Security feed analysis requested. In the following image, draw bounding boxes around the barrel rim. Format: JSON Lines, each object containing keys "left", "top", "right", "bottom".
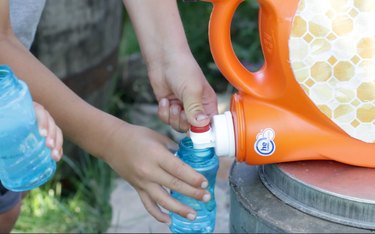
{"left": 259, "top": 163, "right": 375, "bottom": 230}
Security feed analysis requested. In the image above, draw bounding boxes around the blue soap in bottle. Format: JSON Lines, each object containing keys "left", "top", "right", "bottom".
{"left": 169, "top": 132, "right": 219, "bottom": 233}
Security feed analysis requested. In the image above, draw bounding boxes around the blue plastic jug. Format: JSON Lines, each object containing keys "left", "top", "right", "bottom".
{"left": 0, "top": 65, "right": 56, "bottom": 191}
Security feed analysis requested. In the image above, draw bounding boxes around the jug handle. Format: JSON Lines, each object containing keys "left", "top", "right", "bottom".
{"left": 206, "top": 0, "right": 285, "bottom": 98}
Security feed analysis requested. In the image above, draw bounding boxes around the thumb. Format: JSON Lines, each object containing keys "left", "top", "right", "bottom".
{"left": 182, "top": 87, "right": 210, "bottom": 127}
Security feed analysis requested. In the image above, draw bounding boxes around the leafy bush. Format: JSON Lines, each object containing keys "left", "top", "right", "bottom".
{"left": 13, "top": 152, "right": 114, "bottom": 233}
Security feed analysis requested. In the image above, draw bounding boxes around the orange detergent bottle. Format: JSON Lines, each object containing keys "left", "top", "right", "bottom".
{"left": 190, "top": 0, "right": 375, "bottom": 168}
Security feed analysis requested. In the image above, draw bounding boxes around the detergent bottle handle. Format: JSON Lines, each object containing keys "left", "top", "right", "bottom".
{"left": 208, "top": 0, "right": 289, "bottom": 99}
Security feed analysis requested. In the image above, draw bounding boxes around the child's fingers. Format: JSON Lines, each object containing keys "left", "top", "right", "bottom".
{"left": 147, "top": 184, "right": 196, "bottom": 221}
{"left": 179, "top": 111, "right": 189, "bottom": 132}
{"left": 169, "top": 99, "right": 186, "bottom": 132}
{"left": 45, "top": 111, "right": 57, "bottom": 149}
{"left": 33, "top": 102, "right": 49, "bottom": 137}
{"left": 158, "top": 98, "right": 170, "bottom": 125}
{"left": 161, "top": 156, "right": 208, "bottom": 189}
{"left": 159, "top": 98, "right": 190, "bottom": 132}
{"left": 156, "top": 169, "right": 209, "bottom": 202}
{"left": 33, "top": 102, "right": 64, "bottom": 161}
{"left": 138, "top": 190, "right": 170, "bottom": 224}
{"left": 51, "top": 127, "right": 63, "bottom": 161}
{"left": 169, "top": 104, "right": 181, "bottom": 131}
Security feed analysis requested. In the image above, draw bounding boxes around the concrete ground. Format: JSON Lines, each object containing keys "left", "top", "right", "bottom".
{"left": 107, "top": 157, "right": 234, "bottom": 233}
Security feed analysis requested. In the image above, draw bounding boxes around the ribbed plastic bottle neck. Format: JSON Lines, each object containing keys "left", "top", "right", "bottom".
{"left": 0, "top": 65, "right": 18, "bottom": 91}
{"left": 0, "top": 65, "right": 21, "bottom": 103}
{"left": 178, "top": 137, "right": 215, "bottom": 163}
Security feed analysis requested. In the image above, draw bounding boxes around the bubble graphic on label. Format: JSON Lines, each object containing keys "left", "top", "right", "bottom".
{"left": 254, "top": 128, "right": 276, "bottom": 156}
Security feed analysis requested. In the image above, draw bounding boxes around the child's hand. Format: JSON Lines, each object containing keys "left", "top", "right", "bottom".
{"left": 104, "top": 122, "right": 211, "bottom": 224}
{"left": 150, "top": 53, "right": 218, "bottom": 132}
{"left": 33, "top": 102, "right": 63, "bottom": 161}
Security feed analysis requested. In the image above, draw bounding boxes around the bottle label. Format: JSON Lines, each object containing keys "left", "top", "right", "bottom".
{"left": 254, "top": 128, "right": 276, "bottom": 156}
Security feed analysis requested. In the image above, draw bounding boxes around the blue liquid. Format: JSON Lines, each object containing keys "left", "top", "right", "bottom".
{"left": 169, "top": 137, "right": 219, "bottom": 233}
{"left": 0, "top": 65, "right": 56, "bottom": 191}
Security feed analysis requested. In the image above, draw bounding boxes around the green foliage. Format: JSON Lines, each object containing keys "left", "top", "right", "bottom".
{"left": 177, "top": 2, "right": 213, "bottom": 76}
{"left": 119, "top": 1, "right": 263, "bottom": 93}
{"left": 178, "top": 1, "right": 263, "bottom": 91}
{"left": 232, "top": 1, "right": 263, "bottom": 67}
{"left": 13, "top": 152, "right": 114, "bottom": 233}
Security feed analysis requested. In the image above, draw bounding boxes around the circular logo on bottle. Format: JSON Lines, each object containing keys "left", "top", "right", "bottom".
{"left": 254, "top": 128, "right": 276, "bottom": 156}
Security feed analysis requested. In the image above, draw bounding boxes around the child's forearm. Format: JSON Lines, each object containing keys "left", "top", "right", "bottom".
{"left": 0, "top": 32, "right": 126, "bottom": 160}
{"left": 123, "top": 0, "right": 191, "bottom": 67}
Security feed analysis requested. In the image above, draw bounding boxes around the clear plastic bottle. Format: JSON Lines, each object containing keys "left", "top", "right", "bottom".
{"left": 169, "top": 135, "right": 219, "bottom": 233}
{"left": 0, "top": 65, "right": 56, "bottom": 192}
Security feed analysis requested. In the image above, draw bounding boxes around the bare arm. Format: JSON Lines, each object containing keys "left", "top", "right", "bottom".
{"left": 123, "top": 0, "right": 191, "bottom": 64}
{"left": 0, "top": 0, "right": 121, "bottom": 159}
{"left": 123, "top": 0, "right": 218, "bottom": 131}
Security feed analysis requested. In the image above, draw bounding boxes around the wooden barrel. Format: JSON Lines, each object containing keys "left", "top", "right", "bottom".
{"left": 229, "top": 161, "right": 375, "bottom": 233}
{"left": 31, "top": 0, "right": 123, "bottom": 157}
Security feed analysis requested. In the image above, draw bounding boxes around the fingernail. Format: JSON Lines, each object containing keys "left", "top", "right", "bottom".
{"left": 52, "top": 149, "right": 59, "bottom": 156}
{"left": 171, "top": 106, "right": 179, "bottom": 115}
{"left": 159, "top": 98, "right": 168, "bottom": 107}
{"left": 47, "top": 138, "right": 55, "bottom": 148}
{"left": 203, "top": 193, "right": 211, "bottom": 202}
{"left": 52, "top": 149, "right": 59, "bottom": 160}
{"left": 39, "top": 128, "right": 47, "bottom": 137}
{"left": 196, "top": 114, "right": 208, "bottom": 122}
{"left": 166, "top": 219, "right": 171, "bottom": 226}
{"left": 201, "top": 181, "right": 208, "bottom": 189}
{"left": 187, "top": 213, "right": 196, "bottom": 221}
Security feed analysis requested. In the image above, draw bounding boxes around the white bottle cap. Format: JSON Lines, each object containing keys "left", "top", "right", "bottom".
{"left": 189, "top": 111, "right": 235, "bottom": 157}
